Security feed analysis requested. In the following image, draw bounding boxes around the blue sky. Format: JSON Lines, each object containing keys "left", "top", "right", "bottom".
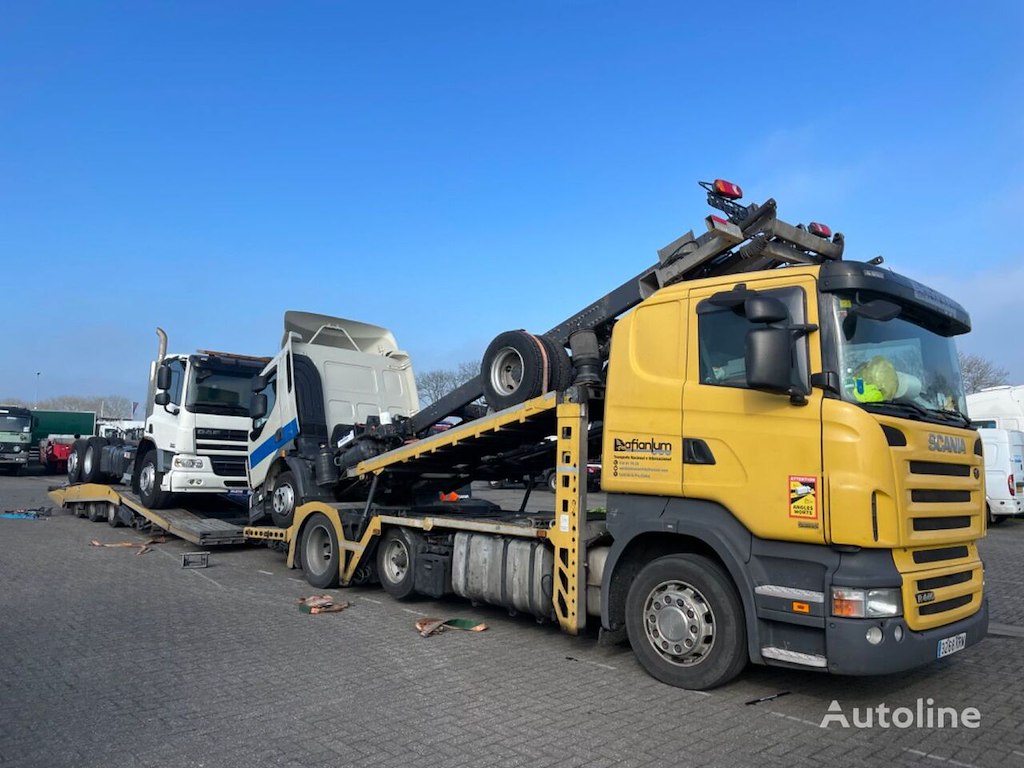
{"left": 2, "top": 1, "right": 1022, "bottom": 406}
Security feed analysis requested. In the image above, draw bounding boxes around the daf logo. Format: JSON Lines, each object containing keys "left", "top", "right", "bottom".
{"left": 916, "top": 591, "right": 936, "bottom": 605}
{"left": 928, "top": 434, "right": 966, "bottom": 454}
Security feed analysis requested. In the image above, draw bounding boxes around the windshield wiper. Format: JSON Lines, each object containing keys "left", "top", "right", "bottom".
{"left": 930, "top": 408, "right": 972, "bottom": 428}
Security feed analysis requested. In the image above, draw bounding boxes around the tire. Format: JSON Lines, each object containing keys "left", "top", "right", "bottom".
{"left": 269, "top": 470, "right": 298, "bottom": 529}
{"left": 81, "top": 437, "right": 108, "bottom": 483}
{"left": 546, "top": 470, "right": 558, "bottom": 493}
{"left": 988, "top": 505, "right": 1006, "bottom": 526}
{"left": 301, "top": 512, "right": 340, "bottom": 589}
{"left": 376, "top": 527, "right": 418, "bottom": 599}
{"left": 107, "top": 503, "right": 122, "bottom": 527}
{"left": 87, "top": 502, "right": 105, "bottom": 523}
{"left": 137, "top": 450, "right": 172, "bottom": 509}
{"left": 538, "top": 334, "right": 574, "bottom": 392}
{"left": 481, "top": 330, "right": 547, "bottom": 411}
{"left": 67, "top": 439, "right": 86, "bottom": 484}
{"left": 625, "top": 554, "right": 747, "bottom": 690}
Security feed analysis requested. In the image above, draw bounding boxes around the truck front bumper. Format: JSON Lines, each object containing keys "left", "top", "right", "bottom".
{"left": 825, "top": 598, "right": 988, "bottom": 675}
{"left": 165, "top": 468, "right": 247, "bottom": 493}
{"left": 0, "top": 454, "right": 29, "bottom": 465}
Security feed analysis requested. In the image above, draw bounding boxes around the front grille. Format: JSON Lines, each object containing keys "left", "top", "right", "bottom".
{"left": 911, "top": 489, "right": 971, "bottom": 503}
{"left": 912, "top": 516, "right": 972, "bottom": 531}
{"left": 918, "top": 570, "right": 972, "bottom": 591}
{"left": 919, "top": 594, "right": 973, "bottom": 616}
{"left": 195, "top": 428, "right": 248, "bottom": 442}
{"left": 909, "top": 461, "right": 971, "bottom": 477}
{"left": 197, "top": 442, "right": 248, "bottom": 452}
{"left": 913, "top": 546, "right": 969, "bottom": 564}
{"left": 211, "top": 456, "right": 247, "bottom": 477}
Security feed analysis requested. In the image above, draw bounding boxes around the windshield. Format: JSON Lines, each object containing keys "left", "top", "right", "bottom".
{"left": 830, "top": 292, "right": 968, "bottom": 421}
{"left": 0, "top": 415, "right": 31, "bottom": 435}
{"left": 185, "top": 366, "right": 257, "bottom": 416}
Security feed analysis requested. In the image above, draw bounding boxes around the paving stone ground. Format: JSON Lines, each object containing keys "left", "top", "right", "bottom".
{"left": 1, "top": 473, "right": 1022, "bottom": 768}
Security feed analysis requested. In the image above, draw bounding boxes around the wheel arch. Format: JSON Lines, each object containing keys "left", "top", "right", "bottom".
{"left": 600, "top": 495, "right": 761, "bottom": 664}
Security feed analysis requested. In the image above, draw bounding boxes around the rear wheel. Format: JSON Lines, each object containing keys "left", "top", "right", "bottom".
{"left": 301, "top": 512, "right": 340, "bottom": 589}
{"left": 377, "top": 527, "right": 418, "bottom": 599}
{"left": 269, "top": 470, "right": 298, "bottom": 529}
{"left": 137, "top": 450, "right": 172, "bottom": 509}
{"left": 546, "top": 470, "right": 558, "bottom": 493}
{"left": 625, "top": 554, "right": 747, "bottom": 690}
{"left": 67, "top": 440, "right": 86, "bottom": 483}
{"left": 87, "top": 502, "right": 105, "bottom": 523}
{"left": 988, "top": 504, "right": 1007, "bottom": 526}
{"left": 81, "top": 437, "right": 108, "bottom": 483}
{"left": 481, "top": 330, "right": 547, "bottom": 411}
{"left": 107, "top": 503, "right": 122, "bottom": 527}
{"left": 538, "top": 334, "right": 574, "bottom": 392}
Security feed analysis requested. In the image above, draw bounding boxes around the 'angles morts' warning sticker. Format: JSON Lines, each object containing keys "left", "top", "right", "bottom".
{"left": 788, "top": 475, "right": 818, "bottom": 520}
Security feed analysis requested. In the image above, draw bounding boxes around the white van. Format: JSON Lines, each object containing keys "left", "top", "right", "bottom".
{"left": 978, "top": 427, "right": 1024, "bottom": 525}
{"left": 967, "top": 385, "right": 1024, "bottom": 431}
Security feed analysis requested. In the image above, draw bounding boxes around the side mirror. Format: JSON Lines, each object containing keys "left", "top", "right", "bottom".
{"left": 744, "top": 295, "right": 788, "bottom": 325}
{"left": 156, "top": 364, "right": 172, "bottom": 391}
{"left": 154, "top": 392, "right": 170, "bottom": 406}
{"left": 251, "top": 393, "right": 268, "bottom": 421}
{"left": 252, "top": 374, "right": 268, "bottom": 392}
{"left": 745, "top": 327, "right": 793, "bottom": 394}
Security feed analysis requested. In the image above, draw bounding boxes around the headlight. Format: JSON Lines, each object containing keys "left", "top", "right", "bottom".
{"left": 11, "top": 446, "right": 20, "bottom": 453}
{"left": 831, "top": 586, "right": 902, "bottom": 618}
{"left": 172, "top": 455, "right": 206, "bottom": 470}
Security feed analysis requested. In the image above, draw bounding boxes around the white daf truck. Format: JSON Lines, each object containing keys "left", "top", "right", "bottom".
{"left": 69, "top": 328, "right": 268, "bottom": 509}
{"left": 246, "top": 312, "right": 419, "bottom": 527}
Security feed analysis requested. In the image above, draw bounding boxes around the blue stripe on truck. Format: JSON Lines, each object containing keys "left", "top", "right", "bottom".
{"left": 249, "top": 418, "right": 300, "bottom": 469}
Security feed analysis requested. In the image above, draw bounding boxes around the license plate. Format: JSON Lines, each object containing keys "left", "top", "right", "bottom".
{"left": 937, "top": 632, "right": 967, "bottom": 658}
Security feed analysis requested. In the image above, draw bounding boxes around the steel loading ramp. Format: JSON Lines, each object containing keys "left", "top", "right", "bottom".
{"left": 50, "top": 484, "right": 250, "bottom": 546}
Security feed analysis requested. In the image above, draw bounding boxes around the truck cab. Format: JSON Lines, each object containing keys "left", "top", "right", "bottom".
{"left": 0, "top": 405, "right": 33, "bottom": 474}
{"left": 247, "top": 312, "right": 418, "bottom": 526}
{"left": 136, "top": 350, "right": 267, "bottom": 507}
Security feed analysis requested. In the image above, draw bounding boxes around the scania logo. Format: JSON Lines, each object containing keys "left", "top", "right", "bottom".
{"left": 928, "top": 434, "right": 966, "bottom": 454}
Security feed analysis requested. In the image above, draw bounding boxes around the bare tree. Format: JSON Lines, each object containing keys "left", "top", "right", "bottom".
{"left": 416, "top": 362, "right": 480, "bottom": 406}
{"left": 959, "top": 351, "right": 1009, "bottom": 394}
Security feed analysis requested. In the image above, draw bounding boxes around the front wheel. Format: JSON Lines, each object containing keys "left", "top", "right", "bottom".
{"left": 137, "top": 450, "right": 172, "bottom": 509}
{"left": 301, "top": 512, "right": 340, "bottom": 589}
{"left": 269, "top": 470, "right": 298, "bottom": 529}
{"left": 625, "top": 554, "right": 747, "bottom": 690}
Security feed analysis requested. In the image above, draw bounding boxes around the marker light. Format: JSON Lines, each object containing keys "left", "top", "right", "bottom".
{"left": 712, "top": 179, "right": 743, "bottom": 200}
{"left": 809, "top": 222, "right": 832, "bottom": 238}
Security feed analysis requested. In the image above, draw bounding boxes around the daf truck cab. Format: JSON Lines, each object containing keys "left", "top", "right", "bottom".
{"left": 69, "top": 329, "right": 268, "bottom": 509}
{"left": 247, "top": 312, "right": 419, "bottom": 527}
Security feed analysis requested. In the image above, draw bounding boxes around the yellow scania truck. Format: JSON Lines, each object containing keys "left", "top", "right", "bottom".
{"left": 242, "top": 179, "right": 986, "bottom": 689}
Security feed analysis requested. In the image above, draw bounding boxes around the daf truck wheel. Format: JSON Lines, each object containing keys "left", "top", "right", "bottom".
{"left": 269, "top": 470, "right": 298, "bottom": 529}
{"left": 625, "top": 554, "right": 747, "bottom": 690}
{"left": 137, "top": 450, "right": 172, "bottom": 510}
{"left": 67, "top": 440, "right": 86, "bottom": 483}
{"left": 301, "top": 512, "right": 340, "bottom": 589}
{"left": 377, "top": 527, "right": 417, "bottom": 600}
{"left": 81, "top": 437, "right": 108, "bottom": 483}
{"left": 481, "top": 330, "right": 547, "bottom": 411}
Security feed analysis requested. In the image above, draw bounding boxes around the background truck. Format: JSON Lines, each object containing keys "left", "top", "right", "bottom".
{"left": 977, "top": 427, "right": 1024, "bottom": 525}
{"left": 31, "top": 409, "right": 96, "bottom": 473}
{"left": 244, "top": 179, "right": 987, "bottom": 690}
{"left": 68, "top": 328, "right": 268, "bottom": 508}
{"left": 967, "top": 385, "right": 1024, "bottom": 431}
{"left": 0, "top": 405, "right": 33, "bottom": 474}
